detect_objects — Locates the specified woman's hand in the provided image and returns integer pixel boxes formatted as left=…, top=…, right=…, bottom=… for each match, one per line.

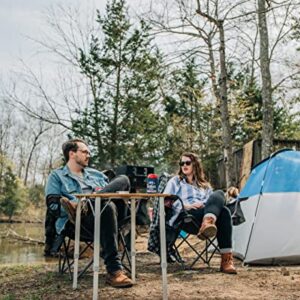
left=184, top=202, right=204, bottom=210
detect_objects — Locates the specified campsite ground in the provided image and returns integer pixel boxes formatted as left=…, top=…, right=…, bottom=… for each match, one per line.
left=1, top=234, right=300, bottom=300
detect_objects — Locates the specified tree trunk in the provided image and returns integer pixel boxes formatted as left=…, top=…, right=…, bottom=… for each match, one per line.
left=18, top=147, right=25, bottom=179
left=257, top=0, right=273, bottom=159
left=32, top=150, right=41, bottom=186
left=24, top=143, right=35, bottom=186
left=24, top=136, right=41, bottom=186
left=218, top=20, right=234, bottom=188
left=24, top=125, right=48, bottom=186
left=90, top=77, right=104, bottom=167
left=111, top=45, right=122, bottom=167
left=197, top=12, right=235, bottom=188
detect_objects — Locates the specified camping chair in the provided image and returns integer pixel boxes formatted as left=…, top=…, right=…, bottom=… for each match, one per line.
left=164, top=196, right=220, bottom=269
left=166, top=194, right=246, bottom=269
left=148, top=193, right=220, bottom=269
left=118, top=215, right=132, bottom=273
left=50, top=196, right=133, bottom=280
left=58, top=228, right=94, bottom=280
left=58, top=222, right=132, bottom=280
left=44, top=194, right=96, bottom=279
left=153, top=173, right=246, bottom=269
left=148, top=173, right=221, bottom=269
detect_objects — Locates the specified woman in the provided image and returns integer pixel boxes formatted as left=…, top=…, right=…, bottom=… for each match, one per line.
left=164, top=152, right=237, bottom=274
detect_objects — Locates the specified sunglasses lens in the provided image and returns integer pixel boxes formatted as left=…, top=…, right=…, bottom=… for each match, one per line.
left=180, top=161, right=192, bottom=166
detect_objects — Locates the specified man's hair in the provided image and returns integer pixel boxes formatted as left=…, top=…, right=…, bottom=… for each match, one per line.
left=62, top=138, right=88, bottom=162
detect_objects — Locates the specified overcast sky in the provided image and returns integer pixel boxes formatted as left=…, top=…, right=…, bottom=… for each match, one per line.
left=0, top=0, right=149, bottom=88
left=0, top=0, right=107, bottom=77
left=1, top=0, right=298, bottom=102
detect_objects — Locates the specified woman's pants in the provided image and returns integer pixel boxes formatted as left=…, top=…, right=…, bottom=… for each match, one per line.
left=176, top=190, right=232, bottom=250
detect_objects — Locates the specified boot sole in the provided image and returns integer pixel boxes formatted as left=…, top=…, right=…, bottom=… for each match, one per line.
left=105, top=280, right=133, bottom=288
left=220, top=268, right=237, bottom=274
left=197, top=225, right=217, bottom=240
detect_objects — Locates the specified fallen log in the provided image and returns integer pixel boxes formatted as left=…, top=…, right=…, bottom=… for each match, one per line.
left=0, top=229, right=44, bottom=245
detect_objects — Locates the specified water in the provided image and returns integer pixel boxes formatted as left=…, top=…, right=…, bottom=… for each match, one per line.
left=0, top=223, right=48, bottom=265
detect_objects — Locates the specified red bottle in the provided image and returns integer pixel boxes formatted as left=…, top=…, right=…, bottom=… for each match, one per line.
left=147, top=174, right=158, bottom=193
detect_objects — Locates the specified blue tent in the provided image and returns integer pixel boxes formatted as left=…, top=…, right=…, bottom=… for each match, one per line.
left=233, top=149, right=300, bottom=264
left=240, top=149, right=300, bottom=197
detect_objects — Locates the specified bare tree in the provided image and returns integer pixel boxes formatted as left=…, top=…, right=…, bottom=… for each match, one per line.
left=23, top=122, right=50, bottom=186
left=0, top=106, right=14, bottom=155
left=257, top=0, right=274, bottom=158
left=195, top=1, right=235, bottom=187
left=256, top=0, right=300, bottom=158
left=144, top=0, right=253, bottom=186
left=1, top=4, right=98, bottom=133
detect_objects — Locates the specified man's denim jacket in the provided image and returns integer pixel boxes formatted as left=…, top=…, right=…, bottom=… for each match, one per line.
left=45, top=165, right=108, bottom=234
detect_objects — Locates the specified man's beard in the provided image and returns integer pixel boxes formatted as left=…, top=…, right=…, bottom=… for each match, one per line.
left=75, top=157, right=89, bottom=168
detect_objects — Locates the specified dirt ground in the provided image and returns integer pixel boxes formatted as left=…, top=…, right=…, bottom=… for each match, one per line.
left=1, top=233, right=300, bottom=300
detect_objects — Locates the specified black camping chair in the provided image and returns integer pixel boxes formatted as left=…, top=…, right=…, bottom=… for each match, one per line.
left=58, top=226, right=94, bottom=280
left=44, top=194, right=94, bottom=280
left=164, top=196, right=220, bottom=269
left=164, top=197, right=245, bottom=269
left=58, top=224, right=132, bottom=280
left=118, top=215, right=133, bottom=273
left=148, top=172, right=220, bottom=268
left=148, top=173, right=246, bottom=269
left=46, top=196, right=133, bottom=280
left=148, top=192, right=220, bottom=269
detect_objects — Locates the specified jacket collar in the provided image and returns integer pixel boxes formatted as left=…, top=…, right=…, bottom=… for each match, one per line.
left=61, top=164, right=88, bottom=178
left=61, top=165, right=70, bottom=176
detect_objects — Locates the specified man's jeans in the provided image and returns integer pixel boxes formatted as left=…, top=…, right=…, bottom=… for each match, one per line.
left=66, top=175, right=131, bottom=273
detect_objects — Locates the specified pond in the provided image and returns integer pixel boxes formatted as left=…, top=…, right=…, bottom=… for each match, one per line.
left=0, top=223, right=52, bottom=265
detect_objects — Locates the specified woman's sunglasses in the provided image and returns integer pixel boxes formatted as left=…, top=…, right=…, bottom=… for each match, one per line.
left=179, top=160, right=192, bottom=167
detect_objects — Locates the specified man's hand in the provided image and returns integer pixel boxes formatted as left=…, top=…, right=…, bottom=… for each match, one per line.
left=184, top=202, right=204, bottom=210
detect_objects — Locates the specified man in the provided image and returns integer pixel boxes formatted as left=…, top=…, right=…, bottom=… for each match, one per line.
left=45, top=138, right=133, bottom=288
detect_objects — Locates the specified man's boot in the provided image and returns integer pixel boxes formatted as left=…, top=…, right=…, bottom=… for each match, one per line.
left=220, top=252, right=237, bottom=274
left=197, top=216, right=217, bottom=240
left=106, top=270, right=133, bottom=288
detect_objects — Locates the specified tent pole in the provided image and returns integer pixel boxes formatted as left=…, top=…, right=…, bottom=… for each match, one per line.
left=243, top=153, right=275, bottom=262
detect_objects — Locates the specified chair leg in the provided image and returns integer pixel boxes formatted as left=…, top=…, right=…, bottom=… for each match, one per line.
left=58, top=237, right=95, bottom=281
left=189, top=237, right=220, bottom=268
left=174, top=216, right=221, bottom=269
left=58, top=237, right=73, bottom=280
left=205, top=237, right=220, bottom=265
left=187, top=239, right=208, bottom=268
left=64, top=239, right=73, bottom=280
left=78, top=258, right=94, bottom=279
left=172, top=244, right=186, bottom=269
left=175, top=233, right=221, bottom=269
left=119, top=230, right=132, bottom=274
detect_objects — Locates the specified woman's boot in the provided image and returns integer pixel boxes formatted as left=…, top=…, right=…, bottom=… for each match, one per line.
left=220, top=252, right=237, bottom=274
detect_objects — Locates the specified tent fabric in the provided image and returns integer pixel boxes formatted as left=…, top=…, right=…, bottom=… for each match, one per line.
left=239, top=149, right=300, bottom=198
left=233, top=149, right=300, bottom=265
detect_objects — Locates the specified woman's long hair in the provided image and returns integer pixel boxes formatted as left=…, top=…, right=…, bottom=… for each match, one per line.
left=178, top=152, right=211, bottom=189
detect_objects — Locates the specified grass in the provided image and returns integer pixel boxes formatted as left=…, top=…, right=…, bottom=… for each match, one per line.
left=0, top=264, right=65, bottom=300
